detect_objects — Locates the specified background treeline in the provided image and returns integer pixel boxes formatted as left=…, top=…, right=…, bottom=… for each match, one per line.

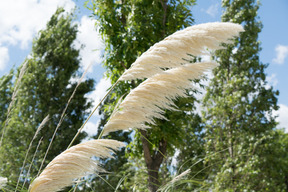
left=0, top=0, right=287, bottom=192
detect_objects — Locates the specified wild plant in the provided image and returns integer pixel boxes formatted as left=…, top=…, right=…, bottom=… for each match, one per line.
left=25, top=22, right=243, bottom=192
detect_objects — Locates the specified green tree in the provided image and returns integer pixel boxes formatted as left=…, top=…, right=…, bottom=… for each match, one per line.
left=202, top=0, right=281, bottom=190
left=0, top=8, right=94, bottom=190
left=0, top=69, right=13, bottom=125
left=88, top=0, right=202, bottom=191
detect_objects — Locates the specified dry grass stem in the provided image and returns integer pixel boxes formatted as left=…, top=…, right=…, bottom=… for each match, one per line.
left=29, top=139, right=125, bottom=192
left=0, top=61, right=28, bottom=147
left=38, top=64, right=90, bottom=176
left=22, top=137, right=43, bottom=190
left=120, top=22, right=244, bottom=81
left=15, top=115, right=49, bottom=191
left=171, top=169, right=191, bottom=184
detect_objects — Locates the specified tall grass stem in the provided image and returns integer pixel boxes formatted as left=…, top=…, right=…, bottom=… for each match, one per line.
left=15, top=116, right=49, bottom=191
left=37, top=65, right=90, bottom=176
left=67, top=79, right=120, bottom=148
left=0, top=61, right=27, bottom=148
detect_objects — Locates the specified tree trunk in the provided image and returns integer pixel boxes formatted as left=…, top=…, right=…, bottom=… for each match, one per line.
left=140, top=130, right=167, bottom=192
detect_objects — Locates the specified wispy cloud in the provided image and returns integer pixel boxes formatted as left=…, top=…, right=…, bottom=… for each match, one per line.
left=88, top=77, right=111, bottom=109
left=0, top=0, right=75, bottom=49
left=83, top=77, right=111, bottom=136
left=205, top=3, right=220, bottom=18
left=75, top=16, right=104, bottom=72
left=272, top=44, right=288, bottom=65
left=82, top=121, right=99, bottom=136
left=0, top=46, right=9, bottom=71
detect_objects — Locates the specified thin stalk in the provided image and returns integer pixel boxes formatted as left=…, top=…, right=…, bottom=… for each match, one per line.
left=96, top=173, right=116, bottom=190
left=15, top=116, right=49, bottom=191
left=22, top=137, right=43, bottom=190
left=139, top=130, right=167, bottom=159
left=72, top=182, right=79, bottom=192
left=67, top=79, right=120, bottom=148
left=38, top=66, right=90, bottom=176
left=0, top=61, right=27, bottom=148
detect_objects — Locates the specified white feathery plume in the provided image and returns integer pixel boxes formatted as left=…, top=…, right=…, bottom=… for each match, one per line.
left=0, top=177, right=7, bottom=189
left=158, top=169, right=191, bottom=192
left=120, top=22, right=244, bottom=81
left=171, top=169, right=191, bottom=184
left=103, top=62, right=217, bottom=135
left=29, top=139, right=125, bottom=192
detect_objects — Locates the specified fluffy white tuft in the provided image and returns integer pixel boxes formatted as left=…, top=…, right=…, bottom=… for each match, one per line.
left=120, top=22, right=243, bottom=81
left=103, top=62, right=217, bottom=135
left=29, top=139, right=125, bottom=192
left=0, top=177, right=7, bottom=189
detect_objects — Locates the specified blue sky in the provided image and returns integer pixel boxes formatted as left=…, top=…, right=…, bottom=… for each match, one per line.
left=0, top=0, right=287, bottom=133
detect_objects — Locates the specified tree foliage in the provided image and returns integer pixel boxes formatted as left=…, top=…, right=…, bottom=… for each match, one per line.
left=202, top=0, right=283, bottom=191
left=0, top=69, right=13, bottom=125
left=0, top=8, right=94, bottom=189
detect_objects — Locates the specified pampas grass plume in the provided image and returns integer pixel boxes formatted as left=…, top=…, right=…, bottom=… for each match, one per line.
left=104, top=22, right=243, bottom=135
left=29, top=139, right=125, bottom=192
left=0, top=177, right=7, bottom=189
left=103, top=62, right=217, bottom=135
left=120, top=22, right=243, bottom=81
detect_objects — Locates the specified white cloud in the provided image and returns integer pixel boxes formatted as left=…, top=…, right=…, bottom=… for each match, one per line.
left=272, top=44, right=288, bottom=65
left=75, top=16, right=104, bottom=72
left=0, top=0, right=75, bottom=49
left=89, top=77, right=112, bottom=108
left=82, top=78, right=111, bottom=136
left=274, top=104, right=288, bottom=132
left=82, top=121, right=99, bottom=137
left=0, top=46, right=9, bottom=71
left=206, top=3, right=220, bottom=18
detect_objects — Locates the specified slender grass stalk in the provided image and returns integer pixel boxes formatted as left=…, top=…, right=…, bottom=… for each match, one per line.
left=178, top=147, right=229, bottom=173
left=114, top=173, right=128, bottom=192
left=68, top=78, right=121, bottom=147
left=21, top=137, right=43, bottom=190
left=15, top=116, right=49, bottom=191
left=139, top=130, right=167, bottom=159
left=38, top=65, right=90, bottom=176
left=96, top=173, right=116, bottom=191
left=0, top=61, right=28, bottom=148
left=72, top=182, right=79, bottom=192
